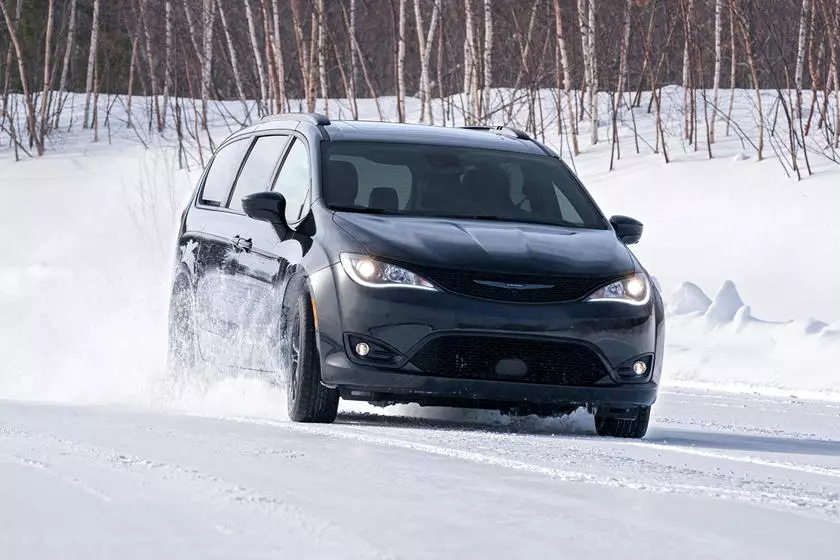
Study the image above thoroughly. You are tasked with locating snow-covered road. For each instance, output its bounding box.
[1,387,838,559]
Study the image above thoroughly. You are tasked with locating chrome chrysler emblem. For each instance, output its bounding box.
[474,280,553,290]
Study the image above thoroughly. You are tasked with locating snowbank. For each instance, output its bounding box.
[663,281,840,397]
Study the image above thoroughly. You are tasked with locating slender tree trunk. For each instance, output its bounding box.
[272,0,287,112]
[732,0,763,160]
[463,0,476,123]
[588,0,599,144]
[201,0,216,128]
[127,37,138,128]
[553,0,578,154]
[140,0,162,132]
[349,0,359,118]
[54,0,77,128]
[181,0,202,62]
[514,0,540,92]
[397,0,407,122]
[290,0,311,109]
[244,0,269,112]
[795,0,811,119]
[218,0,247,104]
[317,0,328,116]
[482,0,493,119]
[610,0,632,169]
[577,0,590,123]
[308,12,318,112]
[0,0,43,154]
[726,0,736,135]
[39,0,55,145]
[804,3,818,135]
[262,0,278,111]
[163,0,173,128]
[711,0,722,142]
[337,0,382,119]
[414,0,441,123]
[83,0,100,129]
[830,0,840,147]
[682,0,694,141]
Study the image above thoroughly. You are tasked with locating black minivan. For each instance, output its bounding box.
[167,113,664,438]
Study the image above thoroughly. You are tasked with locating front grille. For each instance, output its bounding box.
[415,266,621,303]
[410,336,608,386]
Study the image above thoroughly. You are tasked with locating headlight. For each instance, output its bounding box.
[586,273,650,305]
[340,254,437,290]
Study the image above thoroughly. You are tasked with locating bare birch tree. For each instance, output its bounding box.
[0,0,42,154]
[83,0,101,129]
[464,0,477,123]
[794,0,811,119]
[711,0,722,142]
[243,0,269,112]
[349,0,359,118]
[39,0,55,143]
[201,0,217,128]
[588,0,599,144]
[731,0,763,160]
[483,0,493,119]
[217,0,248,104]
[163,0,173,127]
[553,0,578,154]
[140,0,162,131]
[317,0,328,116]
[577,0,590,123]
[414,0,441,123]
[271,0,287,112]
[54,0,77,127]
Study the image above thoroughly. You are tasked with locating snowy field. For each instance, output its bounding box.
[1,90,839,556]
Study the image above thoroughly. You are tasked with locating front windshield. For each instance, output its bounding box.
[322,141,607,229]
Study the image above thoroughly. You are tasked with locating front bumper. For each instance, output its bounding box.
[308,264,665,409]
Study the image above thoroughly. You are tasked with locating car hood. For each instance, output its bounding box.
[333,212,635,277]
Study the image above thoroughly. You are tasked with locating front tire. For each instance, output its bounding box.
[285,292,339,423]
[594,406,651,438]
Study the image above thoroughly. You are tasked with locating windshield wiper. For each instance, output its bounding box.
[331,206,397,215]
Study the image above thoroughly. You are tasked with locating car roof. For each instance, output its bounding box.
[324,121,546,155]
[248,116,549,156]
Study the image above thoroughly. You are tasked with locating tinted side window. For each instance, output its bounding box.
[199,138,250,206]
[271,138,311,225]
[228,135,289,212]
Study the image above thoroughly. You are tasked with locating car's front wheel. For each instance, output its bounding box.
[594,406,651,438]
[285,292,339,423]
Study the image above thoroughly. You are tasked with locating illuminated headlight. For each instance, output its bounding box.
[586,273,650,305]
[340,254,437,290]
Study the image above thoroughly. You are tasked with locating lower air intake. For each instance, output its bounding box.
[410,336,608,386]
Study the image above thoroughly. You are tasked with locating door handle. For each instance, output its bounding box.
[232,236,253,252]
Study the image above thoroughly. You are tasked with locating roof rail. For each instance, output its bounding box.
[259,112,331,126]
[460,125,532,141]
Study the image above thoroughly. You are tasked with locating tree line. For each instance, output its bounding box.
[1,0,838,175]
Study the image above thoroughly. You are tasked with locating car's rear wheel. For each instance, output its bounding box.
[594,406,650,438]
[167,274,200,386]
[285,292,339,423]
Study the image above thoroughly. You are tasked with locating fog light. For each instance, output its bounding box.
[355,342,371,357]
[632,360,648,375]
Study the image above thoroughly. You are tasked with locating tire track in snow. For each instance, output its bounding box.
[0,424,399,560]
[233,417,840,522]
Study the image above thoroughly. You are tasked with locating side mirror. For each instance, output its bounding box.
[610,215,643,245]
[242,191,288,228]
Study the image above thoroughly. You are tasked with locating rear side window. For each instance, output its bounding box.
[271,138,311,225]
[228,135,289,212]
[200,138,250,206]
